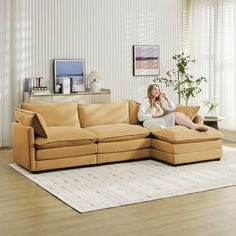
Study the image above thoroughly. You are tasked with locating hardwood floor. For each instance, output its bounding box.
[1,143,236,236]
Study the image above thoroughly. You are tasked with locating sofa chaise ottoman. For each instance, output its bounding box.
[151,126,222,165]
[12,100,223,172]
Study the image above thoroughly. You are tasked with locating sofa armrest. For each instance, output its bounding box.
[12,122,36,171]
[192,115,203,124]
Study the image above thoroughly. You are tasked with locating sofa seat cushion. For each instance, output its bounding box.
[86,123,150,142]
[98,138,151,153]
[152,148,222,165]
[152,139,222,154]
[151,126,223,144]
[36,144,97,160]
[35,126,97,149]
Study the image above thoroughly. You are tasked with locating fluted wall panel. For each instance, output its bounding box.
[15,0,182,103]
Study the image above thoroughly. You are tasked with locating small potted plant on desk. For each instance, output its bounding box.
[203,99,218,118]
[203,99,223,129]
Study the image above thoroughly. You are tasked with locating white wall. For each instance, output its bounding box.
[13,0,183,103]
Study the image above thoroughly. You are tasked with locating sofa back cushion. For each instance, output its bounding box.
[78,100,129,128]
[14,108,48,138]
[21,102,80,127]
[175,105,200,121]
[128,100,141,124]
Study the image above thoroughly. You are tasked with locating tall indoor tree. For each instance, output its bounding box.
[154,53,207,105]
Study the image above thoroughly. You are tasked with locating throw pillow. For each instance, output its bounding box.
[175,105,200,121]
[14,109,48,138]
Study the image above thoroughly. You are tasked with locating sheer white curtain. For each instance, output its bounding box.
[0,0,12,147]
[187,0,236,130]
[0,0,27,147]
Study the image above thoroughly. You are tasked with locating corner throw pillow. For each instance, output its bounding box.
[175,105,200,121]
[14,109,48,138]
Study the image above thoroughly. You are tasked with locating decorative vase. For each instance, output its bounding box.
[90,80,101,93]
[207,109,217,118]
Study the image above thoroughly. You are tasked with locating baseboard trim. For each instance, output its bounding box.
[220,128,236,143]
[223,135,236,143]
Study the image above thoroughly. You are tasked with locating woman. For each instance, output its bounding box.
[138,84,208,131]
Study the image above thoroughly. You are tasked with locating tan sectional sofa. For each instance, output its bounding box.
[12,100,223,172]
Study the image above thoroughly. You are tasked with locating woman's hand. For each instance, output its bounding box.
[160,91,166,98]
[152,113,162,118]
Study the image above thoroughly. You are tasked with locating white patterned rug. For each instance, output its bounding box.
[10,146,236,213]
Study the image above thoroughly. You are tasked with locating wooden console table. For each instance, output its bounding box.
[24,89,111,104]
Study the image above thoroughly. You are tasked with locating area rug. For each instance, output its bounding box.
[10,146,236,213]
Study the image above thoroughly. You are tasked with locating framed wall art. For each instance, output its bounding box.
[133,45,160,76]
[53,59,85,93]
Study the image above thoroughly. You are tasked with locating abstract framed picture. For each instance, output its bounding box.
[133,45,160,76]
[53,59,85,93]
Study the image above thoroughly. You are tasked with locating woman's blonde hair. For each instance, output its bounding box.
[147,84,162,108]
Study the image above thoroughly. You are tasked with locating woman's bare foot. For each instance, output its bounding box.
[193,124,208,131]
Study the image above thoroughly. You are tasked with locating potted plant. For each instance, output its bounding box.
[203,99,218,117]
[153,53,207,105]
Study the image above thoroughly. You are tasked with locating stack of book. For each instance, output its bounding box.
[24,77,51,95]
[31,86,51,95]
[204,115,218,120]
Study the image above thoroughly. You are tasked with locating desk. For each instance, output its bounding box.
[203,116,224,130]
